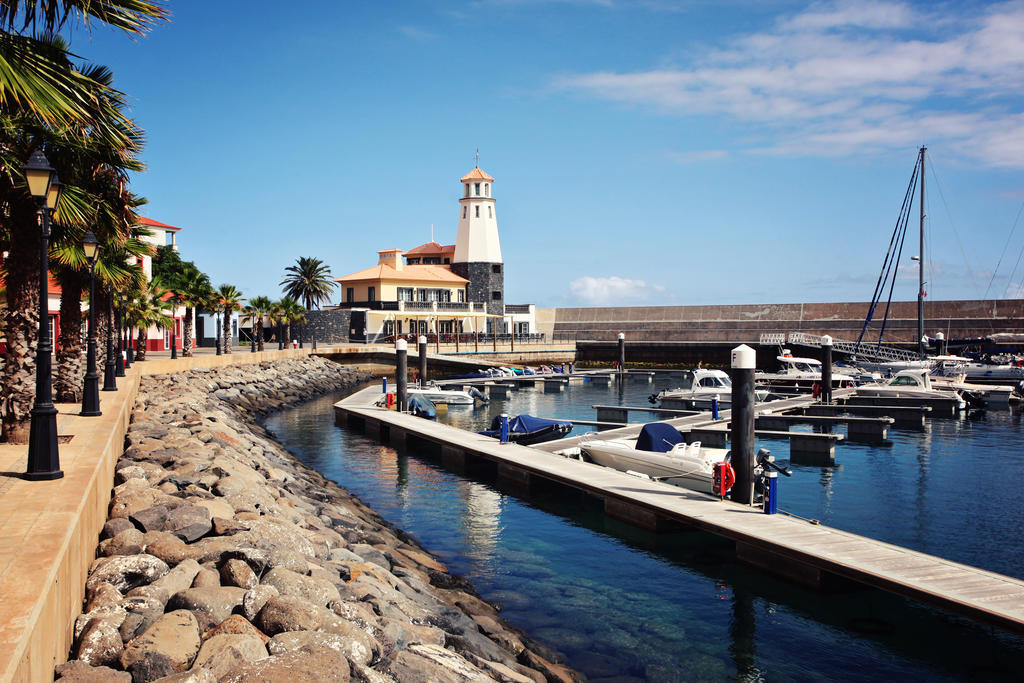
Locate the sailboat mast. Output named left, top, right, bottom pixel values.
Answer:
left=918, top=145, right=926, bottom=358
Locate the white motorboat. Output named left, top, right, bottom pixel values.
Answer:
left=578, top=423, right=732, bottom=495
left=962, top=361, right=1024, bottom=382
left=407, top=385, right=484, bottom=405
left=650, top=368, right=779, bottom=408
left=755, top=352, right=856, bottom=390
left=855, top=369, right=967, bottom=410
left=929, top=356, right=1021, bottom=406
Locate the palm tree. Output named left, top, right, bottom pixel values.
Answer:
left=247, top=295, right=273, bottom=352
left=0, top=1, right=167, bottom=128
left=267, top=299, right=284, bottom=349
left=280, top=256, right=336, bottom=311
left=125, top=283, right=171, bottom=362
left=172, top=265, right=212, bottom=357
left=217, top=284, right=243, bottom=354
left=279, top=297, right=306, bottom=349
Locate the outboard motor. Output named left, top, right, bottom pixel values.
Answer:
left=1016, top=380, right=1024, bottom=398
left=468, top=386, right=488, bottom=403
left=648, top=393, right=659, bottom=405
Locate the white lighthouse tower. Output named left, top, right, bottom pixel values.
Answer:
left=452, top=164, right=504, bottom=326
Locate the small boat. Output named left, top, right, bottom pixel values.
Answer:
left=650, top=368, right=780, bottom=407
left=407, top=385, right=485, bottom=405
left=407, top=393, right=437, bottom=420
left=855, top=369, right=967, bottom=410
left=755, top=352, right=856, bottom=390
left=478, top=414, right=573, bottom=445
left=579, top=423, right=732, bottom=495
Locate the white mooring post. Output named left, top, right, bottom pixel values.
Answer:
left=730, top=344, right=756, bottom=505
left=617, top=333, right=625, bottom=374
left=418, top=335, right=428, bottom=387
left=396, top=339, right=408, bottom=412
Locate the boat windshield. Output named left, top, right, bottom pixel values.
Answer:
left=697, top=375, right=730, bottom=388
left=793, top=362, right=820, bottom=373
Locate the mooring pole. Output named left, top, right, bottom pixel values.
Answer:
left=730, top=344, right=756, bottom=505
left=617, top=332, right=625, bottom=374
left=821, top=334, right=833, bottom=404
left=396, top=338, right=408, bottom=412
left=418, top=335, right=427, bottom=387
left=936, top=331, right=946, bottom=356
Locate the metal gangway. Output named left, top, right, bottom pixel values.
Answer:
left=760, top=332, right=920, bottom=363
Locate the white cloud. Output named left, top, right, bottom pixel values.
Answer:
left=397, top=25, right=438, bottom=41
left=568, top=275, right=666, bottom=304
left=555, top=0, right=1024, bottom=167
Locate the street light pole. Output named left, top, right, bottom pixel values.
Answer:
left=115, top=293, right=125, bottom=377
left=22, top=150, right=63, bottom=480
left=102, top=295, right=117, bottom=391
left=215, top=311, right=222, bottom=355
left=81, top=232, right=101, bottom=416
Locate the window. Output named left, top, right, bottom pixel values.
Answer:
left=485, top=183, right=490, bottom=197
left=458, top=289, right=465, bottom=302
left=383, top=320, right=394, bottom=337
left=398, top=287, right=414, bottom=301
left=491, top=290, right=501, bottom=300
left=368, top=287, right=375, bottom=302
left=464, top=183, right=469, bottom=197
left=491, top=264, right=501, bottom=274
left=488, top=206, right=493, bottom=218
left=475, top=205, right=480, bottom=218
left=443, top=257, right=450, bottom=264
left=406, top=257, right=420, bottom=265
left=474, top=183, right=480, bottom=196
left=462, top=206, right=467, bottom=219
left=346, top=288, right=354, bottom=303
left=424, top=257, right=441, bottom=264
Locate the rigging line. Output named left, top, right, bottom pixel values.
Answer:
left=984, top=199, right=1024, bottom=300
left=928, top=154, right=982, bottom=299
left=1002, top=241, right=1024, bottom=299
left=877, top=187, right=913, bottom=348
left=855, top=160, right=920, bottom=352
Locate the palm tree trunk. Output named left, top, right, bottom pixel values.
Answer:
left=183, top=306, right=194, bottom=357
left=222, top=306, right=232, bottom=354
left=2, top=205, right=41, bottom=443
left=55, top=270, right=86, bottom=403
left=136, top=327, right=148, bottom=361
left=256, top=320, right=264, bottom=351
left=285, top=322, right=291, bottom=347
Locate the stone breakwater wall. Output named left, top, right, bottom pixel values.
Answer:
left=58, top=357, right=579, bottom=683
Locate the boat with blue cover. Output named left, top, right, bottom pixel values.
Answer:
left=478, top=414, right=573, bottom=445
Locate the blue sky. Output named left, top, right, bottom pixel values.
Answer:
left=75, top=0, right=1024, bottom=307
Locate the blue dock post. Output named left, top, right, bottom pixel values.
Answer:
left=711, top=395, right=720, bottom=420
left=730, top=344, right=756, bottom=505
left=382, top=377, right=387, bottom=394
left=396, top=338, right=408, bottom=412
left=765, top=471, right=778, bottom=514
left=499, top=413, right=510, bottom=443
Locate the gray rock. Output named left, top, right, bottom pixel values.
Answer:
left=148, top=670, right=216, bottom=683
left=166, top=586, right=247, bottom=625
left=121, top=610, right=200, bottom=673
left=74, top=617, right=124, bottom=668
left=131, top=505, right=170, bottom=533
left=241, top=584, right=279, bottom=622
left=54, top=660, right=131, bottom=682
left=191, top=568, right=220, bottom=588
left=101, top=518, right=136, bottom=541
left=74, top=604, right=127, bottom=639
left=261, top=567, right=340, bottom=607
left=84, top=582, right=123, bottom=613
left=164, top=505, right=212, bottom=543
left=87, top=554, right=169, bottom=594
left=191, top=634, right=267, bottom=678
left=119, top=595, right=166, bottom=643
left=387, top=643, right=488, bottom=682
left=99, top=528, right=145, bottom=557
left=350, top=544, right=391, bottom=570
left=151, top=559, right=201, bottom=599
left=218, top=644, right=351, bottom=682
left=254, top=595, right=321, bottom=635
left=219, top=559, right=258, bottom=589
left=126, top=652, right=176, bottom=683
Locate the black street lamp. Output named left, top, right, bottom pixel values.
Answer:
left=22, top=149, right=63, bottom=480
left=115, top=292, right=125, bottom=377
left=215, top=310, right=222, bottom=355
left=102, top=292, right=117, bottom=391
left=170, top=295, right=179, bottom=360
left=120, top=292, right=131, bottom=370
left=80, top=232, right=101, bottom=416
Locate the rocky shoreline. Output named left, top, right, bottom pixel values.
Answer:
left=58, top=357, right=581, bottom=682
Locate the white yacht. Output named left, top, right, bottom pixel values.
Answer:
left=854, top=369, right=967, bottom=410
left=651, top=368, right=778, bottom=408
left=755, top=352, right=856, bottom=390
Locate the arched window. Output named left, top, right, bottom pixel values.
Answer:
left=464, top=184, right=469, bottom=197
left=474, top=183, right=480, bottom=196
left=475, top=205, right=480, bottom=218
left=485, top=183, right=490, bottom=196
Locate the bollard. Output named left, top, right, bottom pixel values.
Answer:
left=617, top=333, right=625, bottom=374
left=569, top=362, right=574, bottom=374
left=382, top=377, right=388, bottom=395
left=821, top=334, right=833, bottom=405
left=936, top=331, right=946, bottom=356
left=418, top=335, right=428, bottom=387
left=711, top=394, right=720, bottom=420
left=764, top=470, right=778, bottom=514
left=499, top=413, right=510, bottom=443
left=730, top=344, right=756, bottom=505
left=396, top=339, right=408, bottom=413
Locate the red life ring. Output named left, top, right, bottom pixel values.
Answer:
left=386, top=392, right=395, bottom=408
left=713, top=462, right=736, bottom=497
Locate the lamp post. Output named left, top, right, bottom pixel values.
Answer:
left=80, top=232, right=101, bottom=416
left=114, top=291, right=125, bottom=377
left=102, top=294, right=117, bottom=391
left=22, top=149, right=63, bottom=479
left=170, top=295, right=179, bottom=360
left=120, top=292, right=131, bottom=370
left=215, top=310, right=222, bottom=355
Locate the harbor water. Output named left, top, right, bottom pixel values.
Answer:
left=265, top=375, right=1024, bottom=680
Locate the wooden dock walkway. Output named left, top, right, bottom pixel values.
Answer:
left=335, top=385, right=1024, bottom=635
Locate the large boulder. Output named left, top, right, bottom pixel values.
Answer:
left=166, top=586, right=247, bottom=625
left=260, top=567, right=341, bottom=607
left=121, top=610, right=201, bottom=673
left=218, top=644, right=350, bottom=682
left=86, top=554, right=169, bottom=594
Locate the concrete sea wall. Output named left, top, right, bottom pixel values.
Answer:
left=548, top=298, right=1024, bottom=343
left=57, top=358, right=578, bottom=682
